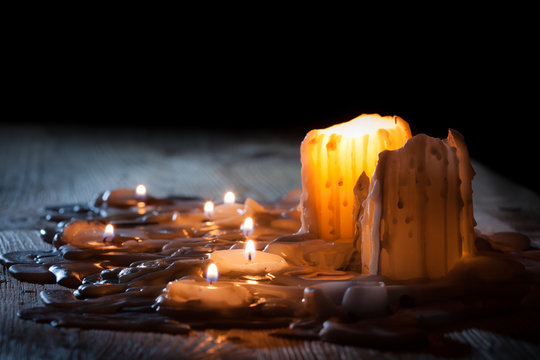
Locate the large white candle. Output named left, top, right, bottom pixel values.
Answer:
left=300, top=114, right=411, bottom=241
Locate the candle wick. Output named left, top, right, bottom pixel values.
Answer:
left=248, top=253, right=252, bottom=262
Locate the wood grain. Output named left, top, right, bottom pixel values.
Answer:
left=1, top=124, right=539, bottom=359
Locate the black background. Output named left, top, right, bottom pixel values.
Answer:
left=3, top=14, right=538, bottom=195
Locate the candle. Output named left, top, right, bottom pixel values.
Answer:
left=157, top=264, right=253, bottom=310
left=299, top=114, right=411, bottom=241
left=359, top=131, right=475, bottom=280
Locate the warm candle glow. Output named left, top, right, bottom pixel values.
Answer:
left=241, top=217, right=254, bottom=236
left=300, top=114, right=411, bottom=241
left=223, top=191, right=235, bottom=205
left=206, top=263, right=219, bottom=285
left=244, top=239, right=256, bottom=262
left=204, top=201, right=214, bottom=218
left=135, top=184, right=147, bottom=201
left=103, top=224, right=114, bottom=241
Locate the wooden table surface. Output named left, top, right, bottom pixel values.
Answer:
left=1, top=124, right=539, bottom=359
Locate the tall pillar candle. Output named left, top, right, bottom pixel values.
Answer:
left=359, top=131, right=475, bottom=280
left=300, top=114, right=411, bottom=241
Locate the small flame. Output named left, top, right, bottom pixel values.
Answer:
left=244, top=239, right=256, bottom=263
left=204, top=201, right=214, bottom=218
left=206, top=263, right=219, bottom=285
left=135, top=184, right=147, bottom=201
left=223, top=191, right=236, bottom=205
left=241, top=217, right=254, bottom=236
left=103, top=224, right=114, bottom=241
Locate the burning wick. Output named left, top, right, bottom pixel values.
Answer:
left=223, top=191, right=235, bottom=205
left=241, top=217, right=254, bottom=236
left=206, top=263, right=219, bottom=286
left=135, top=184, right=147, bottom=202
left=103, top=224, right=114, bottom=242
left=204, top=201, right=214, bottom=219
left=244, top=239, right=256, bottom=263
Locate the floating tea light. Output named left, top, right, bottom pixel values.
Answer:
left=157, top=263, right=253, bottom=310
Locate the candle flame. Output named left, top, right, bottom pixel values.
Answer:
left=135, top=184, right=147, bottom=201
left=244, top=239, right=256, bottom=263
left=206, top=263, right=219, bottom=284
left=223, top=191, right=235, bottom=205
left=103, top=224, right=114, bottom=241
left=204, top=201, right=214, bottom=218
left=241, top=217, right=254, bottom=236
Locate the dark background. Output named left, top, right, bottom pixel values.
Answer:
left=3, top=15, right=538, bottom=195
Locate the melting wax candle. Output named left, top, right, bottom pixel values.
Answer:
left=300, top=114, right=411, bottom=241
left=157, top=263, right=253, bottom=310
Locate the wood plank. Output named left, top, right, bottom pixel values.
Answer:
left=1, top=124, right=539, bottom=359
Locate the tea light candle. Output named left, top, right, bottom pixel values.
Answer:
left=210, top=240, right=288, bottom=275
left=157, top=263, right=253, bottom=310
